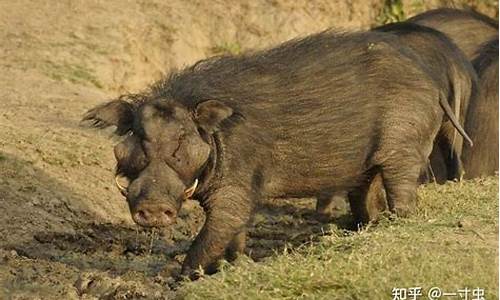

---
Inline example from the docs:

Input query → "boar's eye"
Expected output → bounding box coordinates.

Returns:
[153,103,175,120]
[114,135,148,179]
[131,117,147,139]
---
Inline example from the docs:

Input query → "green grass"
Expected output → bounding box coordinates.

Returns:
[179,177,498,299]
[376,0,406,25]
[211,42,243,56]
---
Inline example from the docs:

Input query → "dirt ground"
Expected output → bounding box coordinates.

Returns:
[0,1,497,299]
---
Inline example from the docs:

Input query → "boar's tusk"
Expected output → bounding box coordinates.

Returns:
[115,175,128,197]
[184,179,198,200]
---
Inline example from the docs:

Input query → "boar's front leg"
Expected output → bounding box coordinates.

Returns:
[224,229,247,262]
[181,188,253,277]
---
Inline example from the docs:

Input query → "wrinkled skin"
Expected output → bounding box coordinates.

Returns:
[84,97,240,275]
[89,99,224,227]
[84,30,464,277]
[462,39,499,178]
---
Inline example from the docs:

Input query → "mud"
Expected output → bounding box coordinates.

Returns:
[1,196,347,299]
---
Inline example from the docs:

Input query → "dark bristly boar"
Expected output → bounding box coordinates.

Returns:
[375,22,477,182]
[408,8,498,61]
[462,39,499,178]
[406,8,498,182]
[83,30,470,276]
[333,22,479,223]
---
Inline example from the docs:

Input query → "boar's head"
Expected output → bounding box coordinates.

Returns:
[82,96,232,227]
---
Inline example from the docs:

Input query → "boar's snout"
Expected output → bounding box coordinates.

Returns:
[131,201,177,227]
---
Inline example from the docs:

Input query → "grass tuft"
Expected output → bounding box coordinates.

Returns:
[211,42,243,56]
[376,0,406,25]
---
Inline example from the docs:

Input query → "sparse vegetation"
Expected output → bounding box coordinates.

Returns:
[40,60,103,88]
[377,0,406,24]
[211,42,243,55]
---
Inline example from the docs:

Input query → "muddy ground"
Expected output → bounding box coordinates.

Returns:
[0,1,497,299]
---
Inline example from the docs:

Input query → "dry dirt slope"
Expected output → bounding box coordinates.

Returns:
[0,0,497,299]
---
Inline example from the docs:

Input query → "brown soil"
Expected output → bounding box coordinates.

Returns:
[0,0,497,299]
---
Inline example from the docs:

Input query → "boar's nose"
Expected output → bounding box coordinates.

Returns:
[132,202,177,227]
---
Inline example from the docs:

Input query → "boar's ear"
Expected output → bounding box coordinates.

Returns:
[194,100,233,133]
[82,100,134,135]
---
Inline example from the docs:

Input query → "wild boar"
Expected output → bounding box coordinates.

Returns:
[406,8,497,182]
[342,22,479,223]
[83,29,470,276]
[322,22,479,223]
[462,39,499,178]
[375,22,477,182]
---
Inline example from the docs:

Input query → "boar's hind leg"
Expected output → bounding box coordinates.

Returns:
[380,160,423,217]
[181,189,253,277]
[349,172,388,225]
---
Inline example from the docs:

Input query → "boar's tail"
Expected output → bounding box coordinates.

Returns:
[451,69,461,152]
[448,62,477,149]
[439,96,473,147]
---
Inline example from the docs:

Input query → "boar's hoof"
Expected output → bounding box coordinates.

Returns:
[391,203,416,218]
